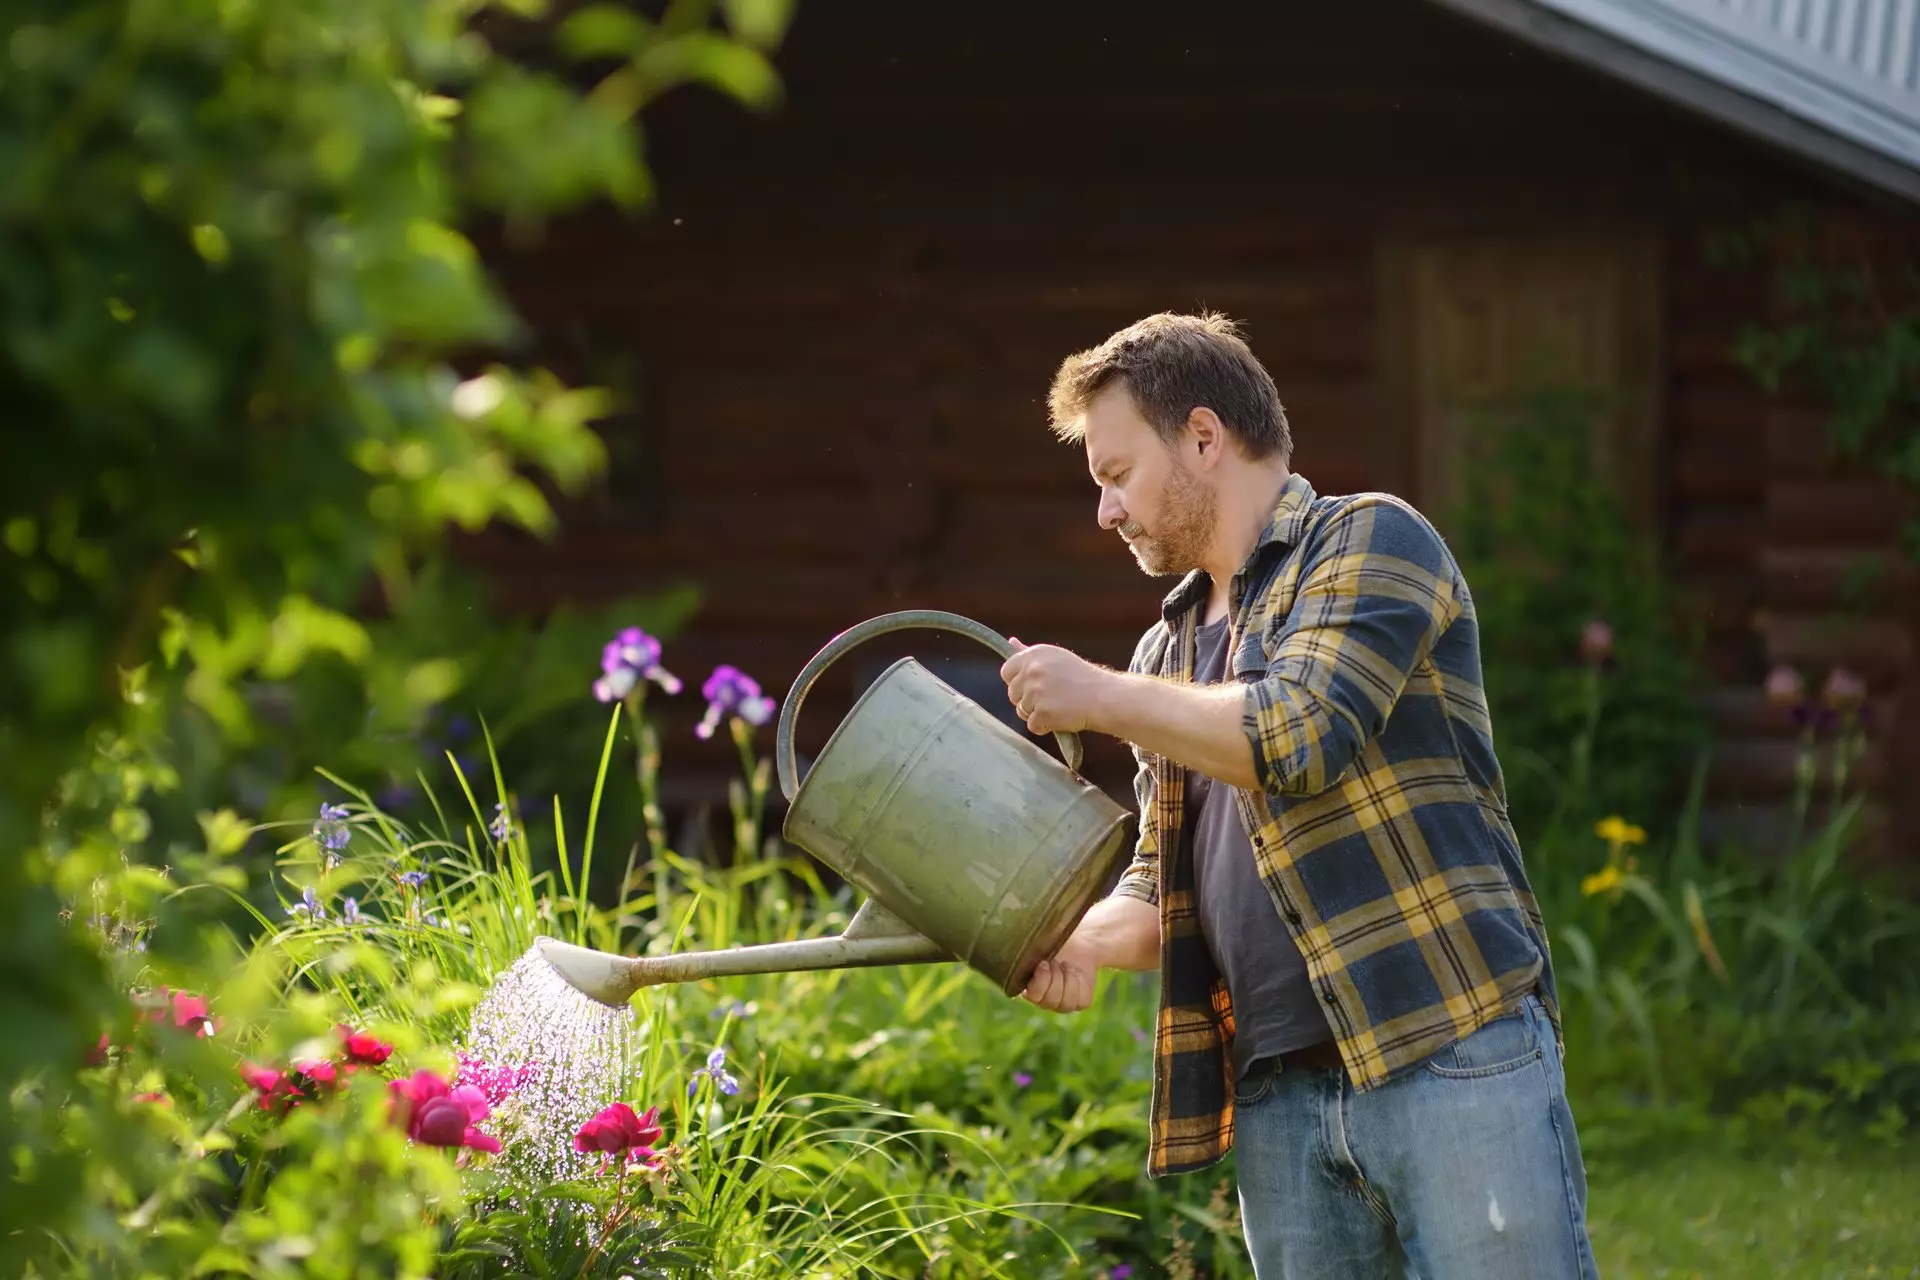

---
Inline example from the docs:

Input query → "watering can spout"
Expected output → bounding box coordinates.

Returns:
[535,901,951,1008]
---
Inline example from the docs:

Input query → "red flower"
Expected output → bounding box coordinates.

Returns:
[339,1026,393,1066]
[132,1090,170,1106]
[291,1059,340,1098]
[242,1058,344,1115]
[240,1061,283,1093]
[388,1069,500,1154]
[572,1102,664,1163]
[83,1033,111,1068]
[147,989,215,1038]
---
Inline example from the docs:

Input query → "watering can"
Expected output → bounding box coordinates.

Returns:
[536,610,1133,1007]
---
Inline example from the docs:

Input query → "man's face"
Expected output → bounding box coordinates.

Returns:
[1082,385,1217,578]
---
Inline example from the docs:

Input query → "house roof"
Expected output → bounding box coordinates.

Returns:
[1430,0,1920,201]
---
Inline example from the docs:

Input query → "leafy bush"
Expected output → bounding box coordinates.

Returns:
[2,0,793,1261]
[1447,383,1710,848]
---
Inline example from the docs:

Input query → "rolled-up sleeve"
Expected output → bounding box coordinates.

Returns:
[1244,498,1459,799]
[1111,623,1169,905]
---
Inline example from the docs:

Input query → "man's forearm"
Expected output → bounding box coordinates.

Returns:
[1075,894,1161,972]
[1095,671,1257,790]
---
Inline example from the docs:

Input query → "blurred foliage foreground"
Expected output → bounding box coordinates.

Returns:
[0,0,792,1264]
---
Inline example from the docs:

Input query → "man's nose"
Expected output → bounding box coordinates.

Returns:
[1097,488,1125,531]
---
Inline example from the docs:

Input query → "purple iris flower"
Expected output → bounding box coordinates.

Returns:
[1013,1071,1033,1088]
[688,1046,740,1098]
[594,627,682,703]
[312,803,350,867]
[341,897,365,926]
[1112,1265,1134,1280]
[695,665,776,740]
[399,870,429,890]
[288,885,325,921]
[488,801,513,844]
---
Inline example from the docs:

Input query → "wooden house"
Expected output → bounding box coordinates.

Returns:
[465,0,1920,869]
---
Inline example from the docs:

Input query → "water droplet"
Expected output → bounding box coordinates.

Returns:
[461,943,641,1188]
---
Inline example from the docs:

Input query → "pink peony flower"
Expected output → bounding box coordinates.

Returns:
[339,1026,394,1066]
[572,1102,664,1164]
[388,1069,500,1154]
[147,988,215,1038]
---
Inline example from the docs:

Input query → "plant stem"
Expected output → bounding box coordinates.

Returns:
[624,697,671,939]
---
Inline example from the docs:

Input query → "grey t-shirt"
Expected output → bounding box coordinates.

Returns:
[1184,614,1333,1080]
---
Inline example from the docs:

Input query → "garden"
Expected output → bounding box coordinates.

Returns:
[6,1,1920,1277]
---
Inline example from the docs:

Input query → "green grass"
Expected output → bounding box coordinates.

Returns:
[1588,1138,1920,1278]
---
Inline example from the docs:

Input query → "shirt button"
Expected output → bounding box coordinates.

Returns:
[1322,988,1338,1006]
[1284,909,1302,926]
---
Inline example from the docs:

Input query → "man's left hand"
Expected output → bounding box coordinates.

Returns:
[999,639,1110,737]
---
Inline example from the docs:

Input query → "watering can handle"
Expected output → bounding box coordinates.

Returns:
[775,609,1085,801]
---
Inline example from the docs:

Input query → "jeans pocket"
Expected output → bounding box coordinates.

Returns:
[1234,1064,1279,1105]
[1422,1002,1543,1080]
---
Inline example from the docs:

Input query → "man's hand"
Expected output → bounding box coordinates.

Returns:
[999,638,1113,737]
[1020,931,1100,1012]
[1019,894,1160,1015]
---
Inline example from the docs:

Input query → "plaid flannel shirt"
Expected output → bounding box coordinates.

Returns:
[1112,473,1558,1178]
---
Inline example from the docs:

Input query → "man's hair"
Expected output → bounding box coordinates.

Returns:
[1046,311,1291,462]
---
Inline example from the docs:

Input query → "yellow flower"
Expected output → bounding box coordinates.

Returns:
[1594,816,1647,847]
[1581,865,1625,898]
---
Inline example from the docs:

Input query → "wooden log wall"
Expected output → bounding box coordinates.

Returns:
[463,0,1917,868]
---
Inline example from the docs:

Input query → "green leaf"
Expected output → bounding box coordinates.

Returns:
[721,0,796,48]
[558,4,652,59]
[638,33,783,109]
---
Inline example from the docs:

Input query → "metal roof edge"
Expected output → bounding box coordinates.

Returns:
[1429,0,1920,203]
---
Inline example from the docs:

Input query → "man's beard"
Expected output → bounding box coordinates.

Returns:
[1122,461,1216,577]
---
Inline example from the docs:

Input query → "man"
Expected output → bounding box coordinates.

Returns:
[998,312,1599,1279]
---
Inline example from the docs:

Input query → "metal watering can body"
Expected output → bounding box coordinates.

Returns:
[537,611,1132,1006]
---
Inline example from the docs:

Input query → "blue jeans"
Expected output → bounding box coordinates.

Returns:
[1231,994,1599,1279]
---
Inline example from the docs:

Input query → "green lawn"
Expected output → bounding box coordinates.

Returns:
[1588,1138,1920,1278]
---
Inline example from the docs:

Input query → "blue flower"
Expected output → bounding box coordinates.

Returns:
[712,999,759,1021]
[594,626,682,703]
[341,897,365,926]
[695,665,776,741]
[312,803,351,865]
[287,885,325,922]
[688,1046,740,1098]
[399,870,429,890]
[488,802,513,844]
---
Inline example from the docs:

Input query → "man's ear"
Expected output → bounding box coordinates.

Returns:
[1187,407,1227,470]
